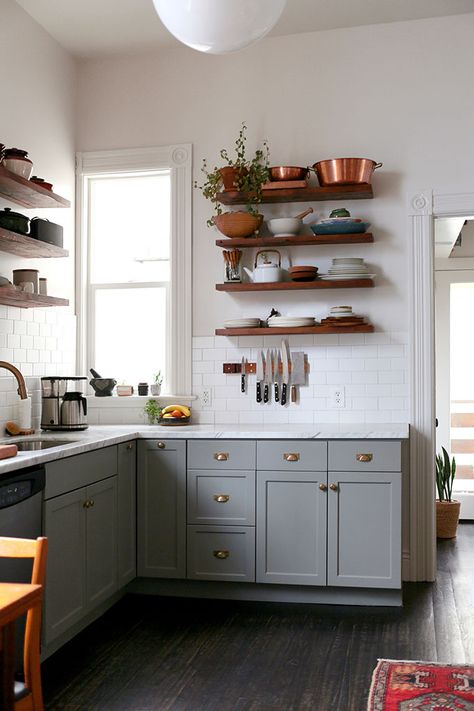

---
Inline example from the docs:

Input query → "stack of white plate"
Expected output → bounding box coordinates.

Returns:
[320,257,375,281]
[267,316,315,328]
[329,305,353,318]
[223,318,261,328]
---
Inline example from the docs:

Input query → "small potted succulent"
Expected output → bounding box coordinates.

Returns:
[435,446,460,538]
[194,122,270,238]
[143,399,162,425]
[150,371,163,396]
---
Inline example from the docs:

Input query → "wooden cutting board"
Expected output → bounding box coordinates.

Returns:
[0,444,18,460]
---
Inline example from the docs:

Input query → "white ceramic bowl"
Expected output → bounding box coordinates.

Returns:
[267,217,301,236]
[3,158,33,180]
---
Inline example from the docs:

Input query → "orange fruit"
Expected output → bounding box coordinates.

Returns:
[171,409,183,418]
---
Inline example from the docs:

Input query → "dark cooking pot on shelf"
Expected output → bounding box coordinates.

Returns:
[0,207,30,235]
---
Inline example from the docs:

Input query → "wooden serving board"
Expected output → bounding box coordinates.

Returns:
[0,445,18,460]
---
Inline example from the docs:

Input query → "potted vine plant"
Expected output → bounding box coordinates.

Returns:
[194,122,270,238]
[150,371,163,396]
[435,446,460,538]
[144,399,162,425]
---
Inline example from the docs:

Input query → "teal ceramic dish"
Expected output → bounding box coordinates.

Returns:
[311,221,370,235]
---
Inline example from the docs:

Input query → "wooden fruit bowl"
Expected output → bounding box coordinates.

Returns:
[159,415,191,426]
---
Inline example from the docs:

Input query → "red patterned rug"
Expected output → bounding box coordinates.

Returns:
[367,659,474,710]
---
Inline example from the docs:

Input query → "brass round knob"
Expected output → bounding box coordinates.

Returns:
[157,442,166,449]
[329,483,338,492]
[319,483,327,491]
[127,442,133,450]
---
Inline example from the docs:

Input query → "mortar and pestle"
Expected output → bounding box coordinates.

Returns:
[89,368,117,397]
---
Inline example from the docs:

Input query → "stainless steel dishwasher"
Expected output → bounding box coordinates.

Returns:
[0,465,46,670]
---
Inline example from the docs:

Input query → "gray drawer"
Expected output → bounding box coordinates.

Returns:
[257,441,327,472]
[188,470,255,526]
[188,440,256,470]
[187,526,255,582]
[328,441,401,472]
[45,445,117,499]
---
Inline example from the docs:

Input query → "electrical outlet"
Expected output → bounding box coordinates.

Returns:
[330,386,345,409]
[201,389,212,408]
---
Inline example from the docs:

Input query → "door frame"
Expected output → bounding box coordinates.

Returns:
[408,189,474,581]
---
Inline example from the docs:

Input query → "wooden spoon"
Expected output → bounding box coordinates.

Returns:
[294,207,314,220]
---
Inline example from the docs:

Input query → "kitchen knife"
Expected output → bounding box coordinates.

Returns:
[241,356,246,393]
[256,350,264,403]
[290,351,305,403]
[273,349,280,402]
[264,349,271,403]
[281,340,290,406]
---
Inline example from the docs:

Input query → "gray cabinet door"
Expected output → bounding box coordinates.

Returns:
[137,440,186,578]
[256,471,327,586]
[43,488,87,645]
[117,441,137,586]
[327,472,401,589]
[187,470,255,526]
[86,476,118,607]
[187,526,255,582]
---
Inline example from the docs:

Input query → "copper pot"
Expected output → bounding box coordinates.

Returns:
[269,166,309,182]
[313,158,382,186]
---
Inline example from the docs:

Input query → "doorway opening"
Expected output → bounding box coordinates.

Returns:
[435,216,474,519]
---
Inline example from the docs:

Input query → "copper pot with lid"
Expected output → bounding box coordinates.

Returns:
[313,158,382,186]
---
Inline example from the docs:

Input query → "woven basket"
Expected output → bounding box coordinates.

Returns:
[213,211,263,239]
[436,500,461,538]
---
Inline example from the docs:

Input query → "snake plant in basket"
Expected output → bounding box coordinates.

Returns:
[435,447,460,538]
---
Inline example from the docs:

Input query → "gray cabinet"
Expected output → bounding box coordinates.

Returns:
[187,470,255,526]
[117,441,136,586]
[187,525,255,582]
[43,474,118,645]
[256,441,328,586]
[137,439,186,578]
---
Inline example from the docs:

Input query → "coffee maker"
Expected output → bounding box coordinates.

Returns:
[41,376,88,431]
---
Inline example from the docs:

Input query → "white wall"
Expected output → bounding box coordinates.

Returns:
[0,0,76,431]
[76,13,474,423]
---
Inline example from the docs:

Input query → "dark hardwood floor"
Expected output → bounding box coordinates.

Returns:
[42,523,474,711]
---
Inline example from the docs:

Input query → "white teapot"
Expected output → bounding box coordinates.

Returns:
[243,250,283,283]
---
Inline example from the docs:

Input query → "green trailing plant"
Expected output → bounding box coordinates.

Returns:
[153,370,163,385]
[194,122,270,225]
[435,446,456,501]
[144,398,162,425]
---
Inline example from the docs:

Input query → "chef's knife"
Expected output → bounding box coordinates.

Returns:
[256,350,264,403]
[241,356,246,393]
[281,340,290,406]
[290,351,305,403]
[273,349,280,402]
[264,349,271,403]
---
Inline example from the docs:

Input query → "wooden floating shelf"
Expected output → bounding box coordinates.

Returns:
[0,286,69,308]
[216,279,374,292]
[217,183,373,205]
[0,227,68,258]
[215,325,374,336]
[216,233,374,249]
[0,165,70,208]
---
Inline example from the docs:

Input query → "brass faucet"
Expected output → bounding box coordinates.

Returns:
[0,361,27,400]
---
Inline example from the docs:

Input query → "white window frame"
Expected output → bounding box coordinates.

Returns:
[76,145,192,395]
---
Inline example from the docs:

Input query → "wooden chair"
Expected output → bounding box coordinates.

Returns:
[0,537,48,711]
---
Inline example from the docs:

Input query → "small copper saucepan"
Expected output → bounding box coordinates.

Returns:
[312,158,382,186]
[269,166,309,182]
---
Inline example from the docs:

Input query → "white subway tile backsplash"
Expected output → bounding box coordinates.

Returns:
[7,334,21,349]
[192,349,202,361]
[203,348,227,361]
[192,336,215,349]
[7,307,21,321]
[0,321,13,335]
[378,345,405,358]
[27,322,40,336]
[193,361,215,374]
[378,370,404,384]
[13,320,27,335]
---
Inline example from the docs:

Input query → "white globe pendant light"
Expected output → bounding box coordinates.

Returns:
[152,0,287,54]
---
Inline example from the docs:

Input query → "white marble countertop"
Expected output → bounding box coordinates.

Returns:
[0,423,409,475]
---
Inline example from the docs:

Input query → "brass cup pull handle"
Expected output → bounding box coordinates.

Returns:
[284,453,300,462]
[213,550,230,560]
[329,483,338,492]
[89,499,95,507]
[214,494,230,503]
[157,442,166,449]
[356,453,373,462]
[319,483,327,491]
[214,452,229,461]
[83,499,90,509]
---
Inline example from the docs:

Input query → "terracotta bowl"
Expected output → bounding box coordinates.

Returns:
[213,211,263,239]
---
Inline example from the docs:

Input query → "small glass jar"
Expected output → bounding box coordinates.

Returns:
[138,382,149,396]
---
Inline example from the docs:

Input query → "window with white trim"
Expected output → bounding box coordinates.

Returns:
[77,146,192,395]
